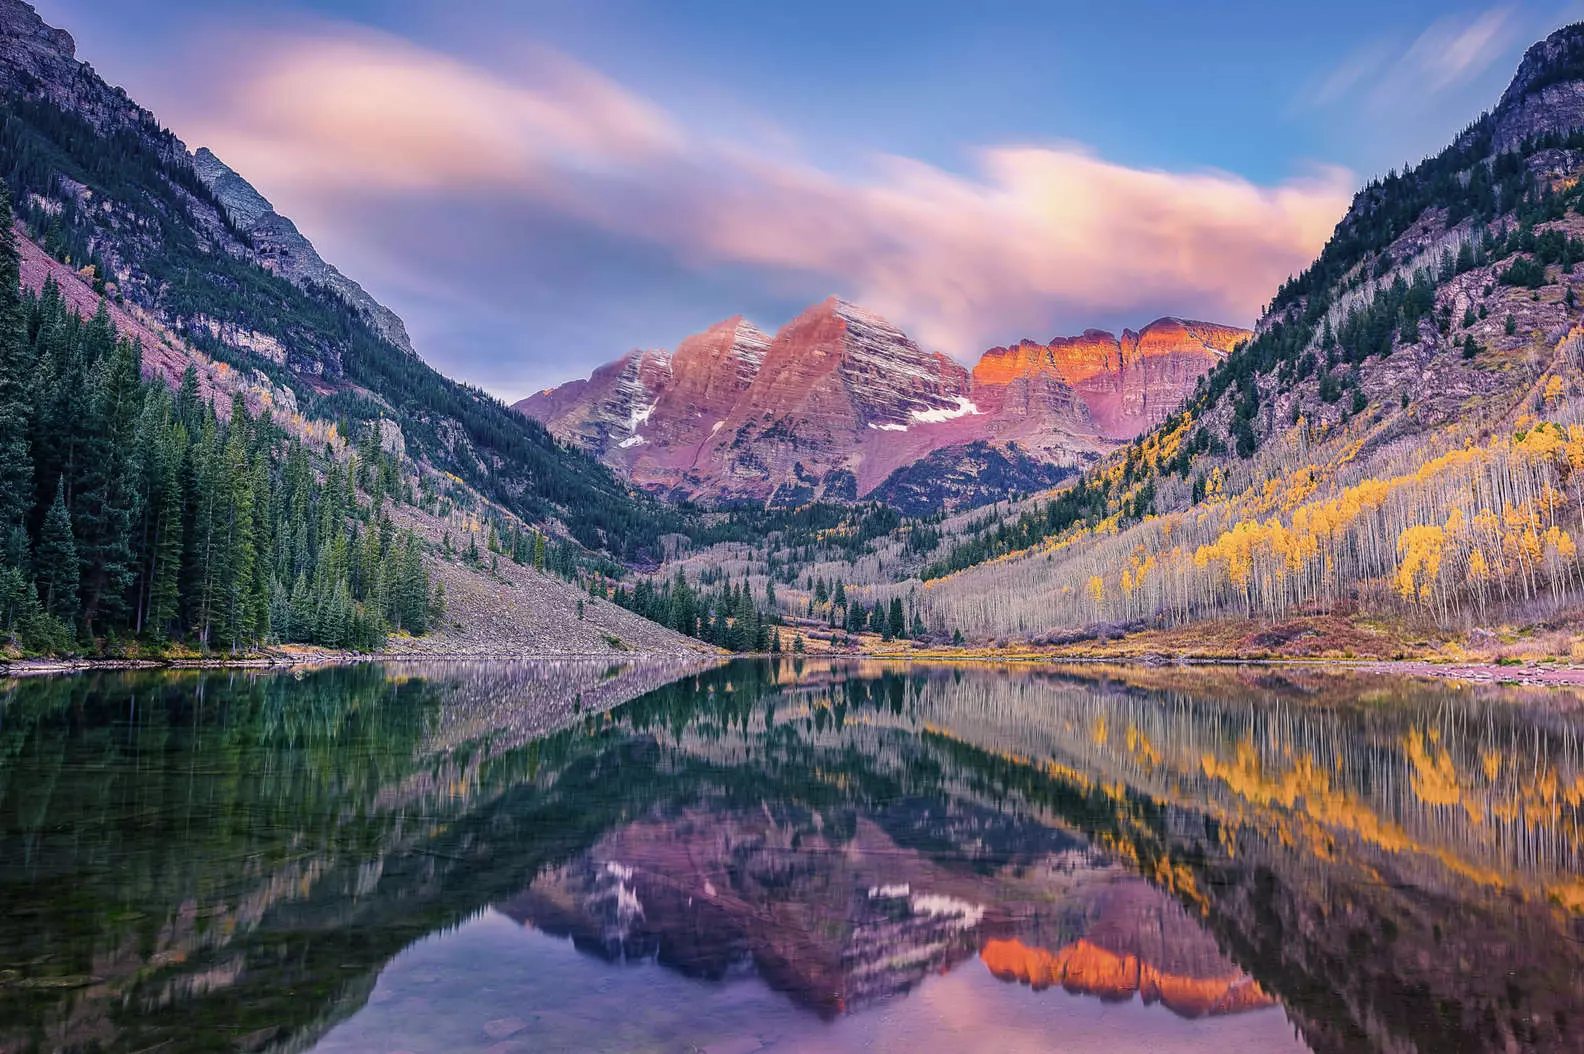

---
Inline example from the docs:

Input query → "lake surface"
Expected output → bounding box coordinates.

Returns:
[3,660,1584,1053]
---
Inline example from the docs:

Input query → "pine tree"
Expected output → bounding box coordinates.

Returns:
[192,418,224,642]
[175,364,201,433]
[0,188,32,570]
[35,478,77,621]
[218,426,258,650]
[145,422,185,638]
[74,321,141,632]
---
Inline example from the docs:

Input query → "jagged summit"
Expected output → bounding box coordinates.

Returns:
[518,300,1244,507]
[0,0,75,80]
[1493,21,1584,150]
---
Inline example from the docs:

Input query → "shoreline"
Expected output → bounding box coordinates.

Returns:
[0,648,719,677]
[6,648,1584,690]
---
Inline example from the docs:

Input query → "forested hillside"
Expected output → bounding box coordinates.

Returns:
[0,0,724,657]
[0,1,674,564]
[895,23,1584,642]
[0,191,434,651]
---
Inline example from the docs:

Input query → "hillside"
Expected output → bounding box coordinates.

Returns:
[518,297,1246,510]
[0,0,711,658]
[890,21,1584,644]
[0,0,671,564]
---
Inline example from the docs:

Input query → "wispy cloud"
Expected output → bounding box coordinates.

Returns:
[1303,5,1519,113]
[182,25,1352,365]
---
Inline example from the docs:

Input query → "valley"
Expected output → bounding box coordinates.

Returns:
[3,0,1584,667]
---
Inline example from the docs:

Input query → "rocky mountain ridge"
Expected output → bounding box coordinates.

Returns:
[517,299,1248,508]
[190,147,417,357]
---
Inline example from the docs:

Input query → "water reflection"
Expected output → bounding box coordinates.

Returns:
[1,659,1582,1052]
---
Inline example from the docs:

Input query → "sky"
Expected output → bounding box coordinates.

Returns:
[32,0,1584,400]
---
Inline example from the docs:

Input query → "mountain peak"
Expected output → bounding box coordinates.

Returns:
[1499,22,1584,107]
[1493,21,1584,151]
[0,1,77,76]
[192,147,277,230]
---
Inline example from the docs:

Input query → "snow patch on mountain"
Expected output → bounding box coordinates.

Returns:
[627,400,657,433]
[911,397,981,424]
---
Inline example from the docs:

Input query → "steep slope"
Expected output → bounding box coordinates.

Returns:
[0,0,668,562]
[689,297,977,503]
[520,302,1245,510]
[190,147,417,358]
[904,21,1584,642]
[519,347,676,458]
[868,440,1076,515]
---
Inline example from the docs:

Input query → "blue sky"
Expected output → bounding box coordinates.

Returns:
[34,0,1584,399]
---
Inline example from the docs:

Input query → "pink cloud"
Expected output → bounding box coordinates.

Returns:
[185,26,1353,358]
[198,30,681,193]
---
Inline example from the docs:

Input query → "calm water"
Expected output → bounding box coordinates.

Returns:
[3,660,1584,1053]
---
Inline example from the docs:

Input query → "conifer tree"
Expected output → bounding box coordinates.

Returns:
[0,188,31,570]
[35,477,77,621]
[145,421,185,638]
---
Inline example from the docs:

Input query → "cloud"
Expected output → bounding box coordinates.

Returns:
[202,31,681,193]
[1304,5,1518,113]
[1388,6,1518,101]
[183,26,1352,368]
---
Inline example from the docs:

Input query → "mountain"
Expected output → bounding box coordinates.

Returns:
[890,19,1584,644]
[518,299,1248,508]
[868,440,1077,516]
[0,0,668,563]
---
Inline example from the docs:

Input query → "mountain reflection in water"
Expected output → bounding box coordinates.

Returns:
[2,660,1583,1053]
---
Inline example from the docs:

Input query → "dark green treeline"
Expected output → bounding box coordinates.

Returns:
[0,191,433,654]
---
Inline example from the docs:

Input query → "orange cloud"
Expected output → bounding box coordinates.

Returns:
[187,26,1353,357]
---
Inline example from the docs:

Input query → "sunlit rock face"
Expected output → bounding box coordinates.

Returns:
[689,297,978,503]
[517,347,675,458]
[619,316,770,489]
[972,318,1249,440]
[519,297,985,504]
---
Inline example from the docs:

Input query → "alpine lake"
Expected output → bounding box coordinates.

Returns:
[3,658,1583,1053]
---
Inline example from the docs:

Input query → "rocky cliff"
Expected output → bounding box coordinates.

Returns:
[1491,23,1584,151]
[519,302,1247,508]
[191,147,417,357]
[973,317,1247,439]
